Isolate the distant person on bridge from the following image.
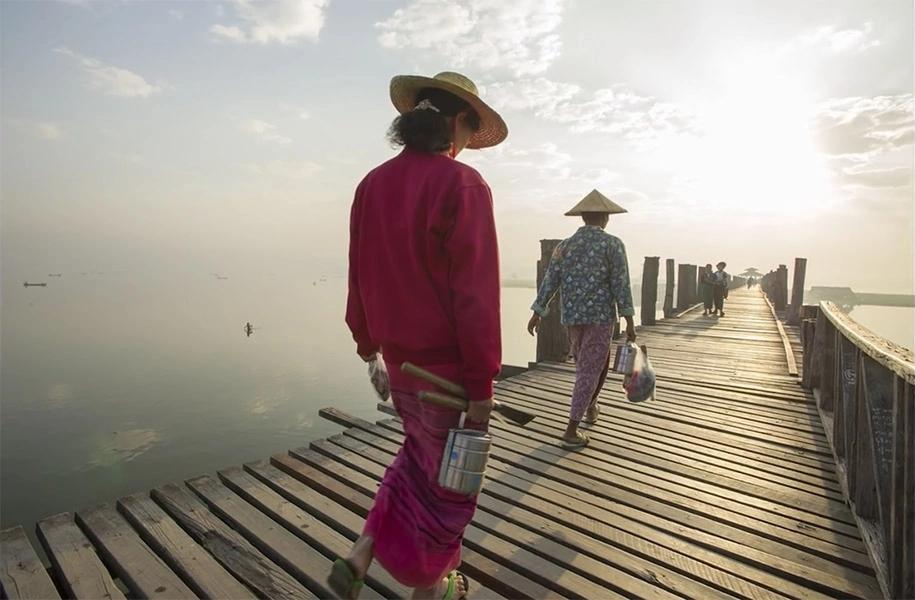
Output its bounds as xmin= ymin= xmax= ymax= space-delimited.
xmin=527 ymin=189 xmax=636 ymax=450
xmin=339 ymin=71 xmax=507 ymax=600
xmin=699 ymin=264 xmax=715 ymax=316
xmin=713 ymin=261 xmax=731 ymax=316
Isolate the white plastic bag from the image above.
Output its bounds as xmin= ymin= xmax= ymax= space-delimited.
xmin=622 ymin=345 xmax=656 ymax=402
xmin=367 ymin=358 xmax=391 ymax=401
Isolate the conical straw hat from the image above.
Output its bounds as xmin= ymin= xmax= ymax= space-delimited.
xmin=389 ymin=71 xmax=508 ymax=149
xmin=564 ymin=189 xmax=628 ymax=216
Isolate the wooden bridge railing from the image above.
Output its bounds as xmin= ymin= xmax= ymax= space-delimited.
xmin=801 ymin=301 xmax=914 ymax=599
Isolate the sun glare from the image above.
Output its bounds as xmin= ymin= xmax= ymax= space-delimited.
xmin=671 ymin=52 xmax=834 ymax=215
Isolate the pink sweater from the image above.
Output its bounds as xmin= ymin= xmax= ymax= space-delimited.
xmin=345 ymin=149 xmax=501 ymax=401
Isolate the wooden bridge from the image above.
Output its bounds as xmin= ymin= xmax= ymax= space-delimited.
xmin=2 ymin=270 xmax=913 ymax=598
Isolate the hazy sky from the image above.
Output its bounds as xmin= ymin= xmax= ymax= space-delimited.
xmin=2 ymin=0 xmax=912 ymax=292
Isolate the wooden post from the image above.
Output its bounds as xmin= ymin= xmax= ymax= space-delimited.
xmin=696 ymin=266 xmax=705 ymax=304
xmin=685 ymin=264 xmax=698 ymax=304
xmin=676 ymin=263 xmax=690 ymax=312
xmin=535 ymin=239 xmax=569 ymax=363
xmin=775 ymin=264 xmax=789 ymax=311
xmin=663 ymin=259 xmax=675 ymax=318
xmin=787 ymin=257 xmax=808 ymax=325
xmin=801 ymin=318 xmax=816 ymax=389
xmin=640 ymin=257 xmax=660 ymax=326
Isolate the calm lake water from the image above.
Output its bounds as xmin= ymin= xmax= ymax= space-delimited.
xmin=0 ymin=273 xmax=535 ymax=532
xmin=847 ymin=305 xmax=914 ymax=350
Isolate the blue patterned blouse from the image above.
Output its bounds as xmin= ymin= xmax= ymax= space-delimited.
xmin=531 ymin=226 xmax=635 ymax=326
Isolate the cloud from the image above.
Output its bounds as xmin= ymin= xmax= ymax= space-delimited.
xmin=470 ymin=141 xmax=573 ymax=180
xmin=797 ymin=21 xmax=881 ymax=54
xmin=278 ymin=102 xmax=311 ymax=119
xmin=36 ymin=121 xmax=63 ymax=140
xmin=376 ymin=0 xmax=564 ymax=76
xmin=485 ymin=78 xmax=696 ymax=140
xmin=246 ymin=159 xmax=323 ymax=179
xmin=813 ymin=94 xmax=913 ymax=157
xmin=55 ymin=47 xmax=162 ymax=98
xmin=168 ymin=8 xmax=184 ymax=20
xmin=211 ymin=0 xmax=328 ymax=44
xmin=239 ymin=119 xmax=292 ymax=144
xmin=842 ymin=165 xmax=912 ymax=189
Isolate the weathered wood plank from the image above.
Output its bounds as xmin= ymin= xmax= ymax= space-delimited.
xmin=185 ymin=474 xmax=357 ymax=600
xmin=327 ymin=414 xmax=819 ymax=600
xmin=75 ymin=504 xmax=196 ymax=599
xmin=282 ymin=448 xmax=625 ymax=599
xmin=36 ymin=512 xmax=124 ymax=600
xmin=151 ymin=482 xmax=314 ymax=600
xmin=117 ymin=493 xmax=253 ymax=600
xmin=268 ymin=452 xmax=560 ymax=600
xmin=335 ymin=420 xmax=881 ymax=599
xmin=216 ymin=466 xmax=405 ymax=599
xmin=0 ymin=526 xmax=60 ymax=600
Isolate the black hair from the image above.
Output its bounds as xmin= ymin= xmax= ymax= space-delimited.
xmin=387 ymin=87 xmax=481 ymax=153
xmin=581 ymin=212 xmax=609 ymax=226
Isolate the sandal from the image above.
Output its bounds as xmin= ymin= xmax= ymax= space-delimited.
xmin=561 ymin=431 xmax=589 ymax=449
xmin=442 ymin=571 xmax=469 ymax=600
xmin=328 ymin=558 xmax=364 ymax=600
xmin=582 ymin=404 xmax=601 ymax=425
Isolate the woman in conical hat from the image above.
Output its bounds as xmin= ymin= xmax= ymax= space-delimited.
xmin=333 ymin=72 xmax=507 ymax=600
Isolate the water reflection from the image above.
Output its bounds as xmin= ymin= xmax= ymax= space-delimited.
xmin=84 ymin=428 xmax=161 ymax=470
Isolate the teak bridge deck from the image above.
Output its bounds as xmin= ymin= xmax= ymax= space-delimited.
xmin=1 ymin=288 xmax=884 ymax=599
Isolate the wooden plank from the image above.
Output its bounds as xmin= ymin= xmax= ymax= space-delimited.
xmin=315 ymin=432 xmax=882 ymax=599
xmin=75 ymin=503 xmax=196 ymax=599
xmin=185 ymin=474 xmax=364 ymax=600
xmin=495 ymin=390 xmax=841 ymax=497
xmin=216 ymin=466 xmax=407 ymax=599
xmin=116 ymin=494 xmax=253 ymax=600
xmin=151 ymin=482 xmax=314 ymax=600
xmin=382 ymin=415 xmax=882 ymax=600
xmin=284 ymin=448 xmax=630 ymax=600
xmin=497 ymin=380 xmax=841 ymax=476
xmin=35 ymin=512 xmax=124 ymax=600
xmin=520 ymin=372 xmax=830 ymax=452
xmin=245 ymin=459 xmax=512 ymax=600
xmin=347 ymin=417 xmax=882 ymax=599
xmin=329 ymin=417 xmax=822 ymax=600
xmin=0 ymin=526 xmax=60 ymax=600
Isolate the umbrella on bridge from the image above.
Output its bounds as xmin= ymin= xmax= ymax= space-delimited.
xmin=740 ymin=267 xmax=762 ymax=278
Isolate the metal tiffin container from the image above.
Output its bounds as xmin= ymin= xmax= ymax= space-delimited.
xmin=437 ymin=420 xmax=492 ymax=496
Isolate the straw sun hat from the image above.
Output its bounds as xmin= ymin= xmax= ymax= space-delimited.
xmin=564 ymin=189 xmax=628 ymax=216
xmin=389 ymin=71 xmax=508 ymax=149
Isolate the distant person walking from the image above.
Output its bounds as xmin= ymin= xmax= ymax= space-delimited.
xmin=699 ymin=264 xmax=715 ymax=316
xmin=712 ymin=261 xmax=731 ymax=316
xmin=527 ymin=190 xmax=636 ymax=450
xmin=338 ymin=71 xmax=507 ymax=600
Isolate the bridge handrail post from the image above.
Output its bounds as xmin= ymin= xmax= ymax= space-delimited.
xmin=535 ymin=239 xmax=570 ymax=364
xmin=663 ymin=259 xmax=675 ymax=318
xmin=787 ymin=258 xmax=808 ymax=325
xmin=807 ymin=300 xmax=914 ymax=598
xmin=676 ymin=263 xmax=691 ymax=312
xmin=640 ymin=257 xmax=660 ymax=326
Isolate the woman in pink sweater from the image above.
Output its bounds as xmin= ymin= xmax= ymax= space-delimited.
xmin=334 ymin=71 xmax=507 ymax=600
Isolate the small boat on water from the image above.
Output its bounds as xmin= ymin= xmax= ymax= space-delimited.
xmin=23 ymin=282 xmax=48 ymax=287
